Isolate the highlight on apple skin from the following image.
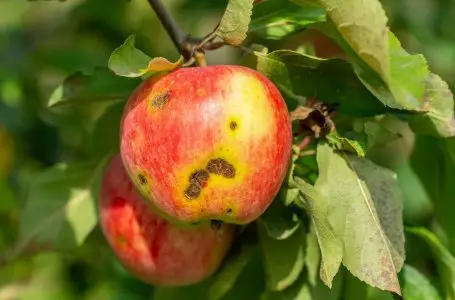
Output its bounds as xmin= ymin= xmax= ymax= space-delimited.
xmin=98 ymin=154 xmax=236 ymax=287
xmin=120 ymin=65 xmax=293 ymax=225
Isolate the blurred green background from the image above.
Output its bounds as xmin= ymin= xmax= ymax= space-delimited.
xmin=0 ymin=0 xmax=454 ymax=299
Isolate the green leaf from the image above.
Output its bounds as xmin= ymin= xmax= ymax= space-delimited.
xmin=208 ymin=240 xmax=257 ymax=300
xmin=90 ymin=101 xmax=125 ymax=159
xmin=399 ymin=264 xmax=443 ymax=300
xmin=315 ymin=143 xmax=405 ymax=295
xmin=258 ymin=221 xmax=306 ymax=291
xmin=312 ymin=22 xmax=429 ymax=110
xmin=47 ymin=67 xmax=139 ymax=108
xmin=0 ymin=179 xmax=16 ymax=213
xmin=17 ymin=157 xmax=110 ymax=255
xmin=395 ymin=163 xmax=433 ymax=226
xmin=258 ymin=193 xmax=301 ymax=240
xmin=249 ymin=0 xmax=325 ymax=40
xmin=299 ymin=0 xmax=389 ymax=82
xmin=216 ymin=0 xmax=254 ymax=46
xmin=385 ymin=32 xmax=429 ymax=110
xmin=406 ymin=227 xmax=455 ymax=299
xmin=261 ymin=268 xmax=343 ymax=300
xmin=153 ymin=279 xmax=212 ymax=300
xmin=304 ymin=226 xmax=321 ymax=287
xmin=220 ymin=251 xmax=265 ymax=300
xmin=408 ymin=73 xmax=455 ymax=137
xmin=108 ymin=35 xmax=183 ymax=78
xmin=294 ymin=177 xmax=343 ymax=288
xmin=447 ymin=138 xmax=455 ymax=165
xmin=256 ymin=50 xmax=392 ymax=116
xmin=410 ymin=136 xmax=455 ymax=253
xmin=326 ymin=130 xmax=369 ymax=157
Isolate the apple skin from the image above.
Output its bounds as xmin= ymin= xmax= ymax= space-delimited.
xmin=98 ymin=154 xmax=236 ymax=287
xmin=120 ymin=65 xmax=292 ymax=225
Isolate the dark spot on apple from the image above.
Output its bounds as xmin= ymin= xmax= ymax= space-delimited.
xmin=189 ymin=169 xmax=209 ymax=187
xmin=184 ymin=184 xmax=201 ymax=200
xmin=229 ymin=121 xmax=238 ymax=131
xmin=137 ymin=174 xmax=147 ymax=185
xmin=211 ymin=220 xmax=223 ymax=231
xmin=227 ymin=208 xmax=233 ymax=214
xmin=206 ymin=158 xmax=236 ymax=178
xmin=116 ymin=235 xmax=127 ymax=246
xmin=150 ymin=91 xmax=170 ymax=109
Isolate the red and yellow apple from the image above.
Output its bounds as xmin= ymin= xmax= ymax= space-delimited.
xmin=120 ymin=65 xmax=292 ymax=225
xmin=98 ymin=154 xmax=236 ymax=286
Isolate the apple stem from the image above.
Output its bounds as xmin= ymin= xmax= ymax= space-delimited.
xmin=195 ymin=52 xmax=207 ymax=67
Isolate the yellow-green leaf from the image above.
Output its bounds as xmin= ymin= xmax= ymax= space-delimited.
xmin=216 ymin=0 xmax=254 ymax=46
xmin=315 ymin=143 xmax=405 ymax=295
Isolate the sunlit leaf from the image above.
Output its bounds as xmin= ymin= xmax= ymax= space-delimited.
xmin=408 ymin=73 xmax=455 ymax=137
xmin=298 ymin=0 xmax=389 ymax=82
xmin=249 ymin=0 xmax=325 ymax=40
xmin=294 ymin=177 xmax=342 ymax=288
xmin=315 ymin=143 xmax=405 ymax=295
xmin=216 ymin=0 xmax=254 ymax=46
xmin=16 ymin=157 xmax=110 ymax=256
xmin=108 ymin=35 xmax=183 ymax=78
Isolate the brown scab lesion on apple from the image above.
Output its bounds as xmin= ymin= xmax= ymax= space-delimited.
xmin=229 ymin=121 xmax=238 ymax=131
xmin=150 ymin=91 xmax=170 ymax=110
xmin=137 ymin=174 xmax=148 ymax=185
xmin=206 ymin=158 xmax=236 ymax=178
xmin=183 ymin=158 xmax=236 ymax=200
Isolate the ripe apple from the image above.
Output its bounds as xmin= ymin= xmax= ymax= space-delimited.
xmin=98 ymin=154 xmax=236 ymax=287
xmin=120 ymin=65 xmax=292 ymax=225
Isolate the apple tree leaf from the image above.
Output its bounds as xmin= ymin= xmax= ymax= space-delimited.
xmin=258 ymin=221 xmax=306 ymax=291
xmin=47 ymin=67 xmax=139 ymax=108
xmin=90 ymin=101 xmax=125 ymax=159
xmin=410 ymin=136 xmax=455 ymax=253
xmin=326 ymin=130 xmax=369 ymax=157
xmin=256 ymin=50 xmax=393 ymax=116
xmin=399 ymin=264 xmax=443 ymax=300
xmin=299 ymin=0 xmax=389 ymax=82
xmin=16 ymin=157 xmax=110 ymax=257
xmin=216 ymin=0 xmax=254 ymax=46
xmin=408 ymin=73 xmax=455 ymax=137
xmin=294 ymin=177 xmax=343 ymax=288
xmin=315 ymin=143 xmax=405 ymax=295
xmin=258 ymin=192 xmax=301 ymax=240
xmin=249 ymin=0 xmax=325 ymax=40
xmin=312 ymin=22 xmax=429 ymax=110
xmin=108 ymin=35 xmax=184 ymax=78
xmin=153 ymin=279 xmax=213 ymax=300
xmin=406 ymin=227 xmax=455 ymax=299
xmin=208 ymin=240 xmax=257 ymax=300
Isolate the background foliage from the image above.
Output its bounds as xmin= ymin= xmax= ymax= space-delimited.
xmin=1 ymin=0 xmax=455 ymax=299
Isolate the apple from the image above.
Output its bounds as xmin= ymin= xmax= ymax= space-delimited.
xmin=98 ymin=154 xmax=236 ymax=287
xmin=120 ymin=65 xmax=292 ymax=225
